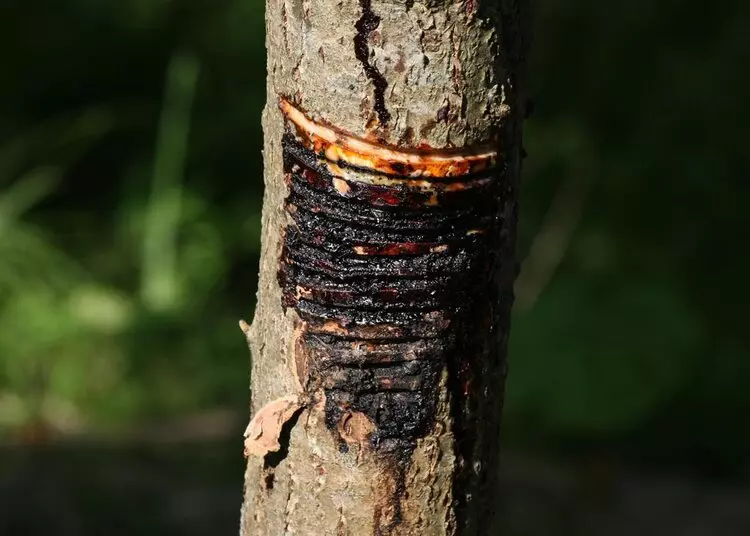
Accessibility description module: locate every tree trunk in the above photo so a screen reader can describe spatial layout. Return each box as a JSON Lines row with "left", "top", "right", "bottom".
{"left": 240, "top": 0, "right": 527, "bottom": 534}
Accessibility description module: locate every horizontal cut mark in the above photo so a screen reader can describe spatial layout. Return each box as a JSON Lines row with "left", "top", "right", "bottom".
{"left": 284, "top": 283, "right": 458, "bottom": 311}
{"left": 320, "top": 369, "right": 433, "bottom": 392}
{"left": 296, "top": 299, "right": 450, "bottom": 328}
{"left": 284, "top": 266, "right": 459, "bottom": 292}
{"left": 288, "top": 204, "right": 492, "bottom": 246}
{"left": 352, "top": 243, "right": 450, "bottom": 256}
{"left": 288, "top": 162, "right": 494, "bottom": 210}
{"left": 283, "top": 239, "right": 484, "bottom": 279}
{"left": 287, "top": 178, "right": 493, "bottom": 231}
{"left": 286, "top": 221, "right": 484, "bottom": 258}
{"left": 310, "top": 341, "right": 448, "bottom": 365}
{"left": 316, "top": 356, "right": 441, "bottom": 375}
{"left": 283, "top": 134, "right": 498, "bottom": 185}
{"left": 280, "top": 268, "right": 478, "bottom": 310}
{"left": 280, "top": 98, "right": 499, "bottom": 178}
{"left": 304, "top": 332, "right": 454, "bottom": 355}
{"left": 302, "top": 313, "right": 449, "bottom": 340}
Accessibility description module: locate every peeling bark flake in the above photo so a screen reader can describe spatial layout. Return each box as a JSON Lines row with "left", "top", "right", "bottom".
{"left": 243, "top": 395, "right": 305, "bottom": 458}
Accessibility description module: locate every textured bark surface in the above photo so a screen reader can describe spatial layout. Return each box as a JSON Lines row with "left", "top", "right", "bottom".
{"left": 240, "top": 0, "right": 527, "bottom": 534}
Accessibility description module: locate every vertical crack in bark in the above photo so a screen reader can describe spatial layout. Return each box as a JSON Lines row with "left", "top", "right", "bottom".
{"left": 282, "top": 458, "right": 295, "bottom": 534}
{"left": 281, "top": 0, "right": 289, "bottom": 52}
{"left": 354, "top": 0, "right": 391, "bottom": 125}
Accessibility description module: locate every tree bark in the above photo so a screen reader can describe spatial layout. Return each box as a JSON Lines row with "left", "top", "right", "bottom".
{"left": 240, "top": 0, "right": 527, "bottom": 534}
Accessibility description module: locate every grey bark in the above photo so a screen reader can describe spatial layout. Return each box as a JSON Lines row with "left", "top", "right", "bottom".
{"left": 240, "top": 0, "right": 527, "bottom": 534}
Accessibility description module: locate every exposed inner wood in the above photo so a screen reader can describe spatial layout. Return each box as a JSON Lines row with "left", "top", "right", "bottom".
{"left": 280, "top": 98, "right": 499, "bottom": 177}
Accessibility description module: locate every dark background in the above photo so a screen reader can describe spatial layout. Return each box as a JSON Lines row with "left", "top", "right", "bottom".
{"left": 1, "top": 0, "right": 748, "bottom": 534}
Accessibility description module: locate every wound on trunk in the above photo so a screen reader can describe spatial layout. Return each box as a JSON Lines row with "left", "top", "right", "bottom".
{"left": 277, "top": 98, "right": 503, "bottom": 458}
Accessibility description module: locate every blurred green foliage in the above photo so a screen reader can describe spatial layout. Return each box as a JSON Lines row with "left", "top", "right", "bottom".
{"left": 0, "top": 0, "right": 748, "bottom": 476}
{"left": 0, "top": 0, "right": 265, "bottom": 433}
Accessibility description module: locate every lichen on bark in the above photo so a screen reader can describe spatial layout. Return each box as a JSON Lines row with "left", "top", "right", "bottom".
{"left": 240, "top": 0, "right": 527, "bottom": 534}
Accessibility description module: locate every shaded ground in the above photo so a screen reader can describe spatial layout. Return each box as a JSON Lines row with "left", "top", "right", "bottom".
{"left": 2, "top": 429, "right": 748, "bottom": 535}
